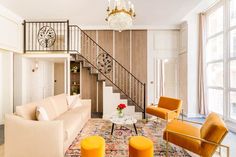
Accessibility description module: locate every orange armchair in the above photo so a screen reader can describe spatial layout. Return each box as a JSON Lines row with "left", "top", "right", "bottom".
{"left": 146, "top": 96, "right": 182, "bottom": 122}
{"left": 163, "top": 112, "right": 229, "bottom": 157}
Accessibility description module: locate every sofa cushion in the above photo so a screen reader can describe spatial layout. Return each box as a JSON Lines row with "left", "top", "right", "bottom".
{"left": 15, "top": 102, "right": 37, "bottom": 120}
{"left": 66, "top": 95, "right": 82, "bottom": 110}
{"left": 66, "top": 95, "right": 78, "bottom": 106}
{"left": 36, "top": 98, "right": 58, "bottom": 120}
{"left": 56, "top": 105, "right": 89, "bottom": 142}
{"left": 50, "top": 94, "right": 68, "bottom": 116}
{"left": 146, "top": 106, "right": 177, "bottom": 120}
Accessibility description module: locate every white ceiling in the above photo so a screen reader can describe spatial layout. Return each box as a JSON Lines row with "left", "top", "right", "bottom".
{"left": 0, "top": 0, "right": 202, "bottom": 28}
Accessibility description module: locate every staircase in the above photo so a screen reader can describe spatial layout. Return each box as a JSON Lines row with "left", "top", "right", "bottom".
{"left": 23, "top": 21, "right": 146, "bottom": 119}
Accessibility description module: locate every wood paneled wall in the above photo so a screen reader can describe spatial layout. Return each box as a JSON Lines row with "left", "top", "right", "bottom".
{"left": 115, "top": 31, "right": 131, "bottom": 70}
{"left": 131, "top": 30, "right": 147, "bottom": 83}
{"left": 81, "top": 30, "right": 147, "bottom": 113}
{"left": 83, "top": 30, "right": 147, "bottom": 83}
{"left": 98, "top": 30, "right": 113, "bottom": 56}
{"left": 81, "top": 66, "right": 103, "bottom": 113}
{"left": 84, "top": 30, "right": 96, "bottom": 40}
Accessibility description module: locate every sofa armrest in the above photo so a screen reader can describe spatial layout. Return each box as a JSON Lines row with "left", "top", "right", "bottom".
{"left": 5, "top": 114, "right": 64, "bottom": 157}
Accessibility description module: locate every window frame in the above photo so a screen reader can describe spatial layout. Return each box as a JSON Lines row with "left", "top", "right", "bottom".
{"left": 205, "top": 0, "right": 236, "bottom": 123}
{"left": 205, "top": 1, "right": 225, "bottom": 116}
{"left": 229, "top": 3, "right": 236, "bottom": 121}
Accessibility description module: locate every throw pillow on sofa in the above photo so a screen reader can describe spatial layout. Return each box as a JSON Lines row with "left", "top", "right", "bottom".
{"left": 36, "top": 106, "right": 49, "bottom": 121}
{"left": 36, "top": 98, "right": 58, "bottom": 120}
{"left": 66, "top": 95, "right": 82, "bottom": 109}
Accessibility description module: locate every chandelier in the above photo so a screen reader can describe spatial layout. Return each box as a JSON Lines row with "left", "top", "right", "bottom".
{"left": 106, "top": 0, "right": 136, "bottom": 32}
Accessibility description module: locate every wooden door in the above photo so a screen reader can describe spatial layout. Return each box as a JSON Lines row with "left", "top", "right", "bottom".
{"left": 54, "top": 63, "right": 65, "bottom": 95}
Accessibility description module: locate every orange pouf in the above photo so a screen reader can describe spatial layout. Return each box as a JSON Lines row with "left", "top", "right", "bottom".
{"left": 80, "top": 136, "right": 105, "bottom": 157}
{"left": 129, "top": 136, "right": 154, "bottom": 157}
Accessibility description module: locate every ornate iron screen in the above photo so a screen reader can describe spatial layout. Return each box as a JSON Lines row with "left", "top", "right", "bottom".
{"left": 23, "top": 21, "right": 69, "bottom": 52}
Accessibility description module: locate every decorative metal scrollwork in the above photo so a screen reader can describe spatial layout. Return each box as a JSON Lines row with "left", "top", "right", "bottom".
{"left": 38, "top": 26, "right": 56, "bottom": 48}
{"left": 97, "top": 53, "right": 113, "bottom": 74}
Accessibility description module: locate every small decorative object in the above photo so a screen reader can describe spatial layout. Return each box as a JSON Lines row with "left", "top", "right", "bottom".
{"left": 71, "top": 86, "right": 79, "bottom": 95}
{"left": 97, "top": 52, "right": 113, "bottom": 74}
{"left": 38, "top": 26, "right": 56, "bottom": 48}
{"left": 71, "top": 66, "right": 78, "bottom": 73}
{"left": 117, "top": 103, "right": 126, "bottom": 118}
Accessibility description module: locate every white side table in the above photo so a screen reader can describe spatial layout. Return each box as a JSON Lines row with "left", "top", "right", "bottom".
{"left": 110, "top": 115, "right": 138, "bottom": 135}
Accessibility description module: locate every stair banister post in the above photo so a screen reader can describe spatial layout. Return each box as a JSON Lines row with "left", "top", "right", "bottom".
{"left": 23, "top": 20, "right": 26, "bottom": 53}
{"left": 67, "top": 20, "right": 70, "bottom": 53}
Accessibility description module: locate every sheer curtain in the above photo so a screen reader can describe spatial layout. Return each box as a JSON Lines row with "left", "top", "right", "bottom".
{"left": 198, "top": 13, "right": 208, "bottom": 115}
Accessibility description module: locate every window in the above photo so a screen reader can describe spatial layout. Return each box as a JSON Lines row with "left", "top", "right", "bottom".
{"left": 206, "top": 5, "right": 224, "bottom": 115}
{"left": 206, "top": 0, "right": 236, "bottom": 121}
{"left": 229, "top": 0, "right": 236, "bottom": 120}
{"left": 230, "top": 0, "right": 236, "bottom": 26}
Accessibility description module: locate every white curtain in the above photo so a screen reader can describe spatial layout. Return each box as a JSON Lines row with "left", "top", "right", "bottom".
{"left": 198, "top": 13, "right": 208, "bottom": 115}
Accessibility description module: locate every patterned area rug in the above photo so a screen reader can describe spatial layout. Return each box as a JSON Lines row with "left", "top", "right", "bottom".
{"left": 65, "top": 119, "right": 191, "bottom": 157}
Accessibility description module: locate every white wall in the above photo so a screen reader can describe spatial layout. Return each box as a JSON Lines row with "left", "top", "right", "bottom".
{"left": 103, "top": 82, "right": 127, "bottom": 119}
{"left": 102, "top": 82, "right": 142, "bottom": 119}
{"left": 0, "top": 4, "right": 23, "bottom": 52}
{"left": 14, "top": 55, "right": 54, "bottom": 108}
{"left": 0, "top": 51, "right": 13, "bottom": 124}
{"left": 147, "top": 30, "right": 180, "bottom": 105}
{"left": 0, "top": 2, "right": 23, "bottom": 124}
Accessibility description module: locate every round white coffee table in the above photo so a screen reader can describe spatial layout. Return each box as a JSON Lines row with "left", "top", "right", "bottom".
{"left": 110, "top": 115, "right": 138, "bottom": 135}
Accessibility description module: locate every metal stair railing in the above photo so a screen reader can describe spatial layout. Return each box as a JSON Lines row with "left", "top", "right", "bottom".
{"left": 69, "top": 25, "right": 146, "bottom": 118}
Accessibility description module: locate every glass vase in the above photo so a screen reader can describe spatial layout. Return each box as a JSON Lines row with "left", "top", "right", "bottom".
{"left": 117, "top": 110, "right": 124, "bottom": 118}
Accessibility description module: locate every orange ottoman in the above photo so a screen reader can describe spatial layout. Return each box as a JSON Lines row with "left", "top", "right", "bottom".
{"left": 80, "top": 136, "right": 105, "bottom": 157}
{"left": 129, "top": 136, "right": 154, "bottom": 157}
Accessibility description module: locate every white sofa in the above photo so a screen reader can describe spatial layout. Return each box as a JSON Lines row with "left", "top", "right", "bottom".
{"left": 4, "top": 94, "right": 91, "bottom": 157}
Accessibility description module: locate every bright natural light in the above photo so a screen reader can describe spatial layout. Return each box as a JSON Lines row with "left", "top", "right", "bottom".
{"left": 206, "top": 34, "right": 223, "bottom": 62}
{"left": 230, "top": 29, "right": 236, "bottom": 57}
{"left": 208, "top": 89, "right": 224, "bottom": 115}
{"left": 206, "top": 0, "right": 236, "bottom": 119}
{"left": 207, "top": 6, "right": 223, "bottom": 37}
{"left": 206, "top": 6, "right": 224, "bottom": 115}
{"left": 230, "top": 0, "right": 236, "bottom": 26}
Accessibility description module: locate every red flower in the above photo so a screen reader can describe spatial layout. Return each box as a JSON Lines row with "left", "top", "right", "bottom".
{"left": 117, "top": 103, "right": 126, "bottom": 110}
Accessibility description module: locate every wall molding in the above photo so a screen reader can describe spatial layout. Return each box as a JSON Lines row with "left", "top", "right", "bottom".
{"left": 0, "top": 4, "right": 23, "bottom": 52}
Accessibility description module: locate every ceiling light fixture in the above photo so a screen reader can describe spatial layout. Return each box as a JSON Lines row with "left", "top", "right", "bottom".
{"left": 106, "top": 0, "right": 136, "bottom": 32}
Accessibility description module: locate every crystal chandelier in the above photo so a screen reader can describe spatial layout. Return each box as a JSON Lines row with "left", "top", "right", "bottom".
{"left": 106, "top": 0, "right": 136, "bottom": 32}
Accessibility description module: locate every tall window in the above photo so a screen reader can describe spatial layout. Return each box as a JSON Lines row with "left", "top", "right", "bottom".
{"left": 229, "top": 0, "right": 236, "bottom": 120}
{"left": 206, "top": 0, "right": 236, "bottom": 121}
{"left": 206, "top": 5, "right": 224, "bottom": 115}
